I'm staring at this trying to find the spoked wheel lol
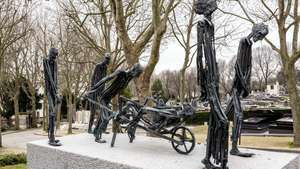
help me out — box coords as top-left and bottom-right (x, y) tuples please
(171, 126), (195, 155)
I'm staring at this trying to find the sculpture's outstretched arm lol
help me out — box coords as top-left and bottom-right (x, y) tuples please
(86, 70), (121, 95)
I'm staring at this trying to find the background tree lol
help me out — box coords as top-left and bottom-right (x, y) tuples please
(252, 46), (280, 91)
(57, 16), (95, 134)
(151, 79), (166, 101)
(169, 0), (196, 103)
(110, 0), (179, 101)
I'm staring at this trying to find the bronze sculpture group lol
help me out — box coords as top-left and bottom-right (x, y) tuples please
(42, 0), (269, 168)
(195, 0), (268, 168)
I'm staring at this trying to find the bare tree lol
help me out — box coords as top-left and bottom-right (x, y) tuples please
(159, 70), (180, 100)
(185, 68), (199, 100)
(252, 46), (280, 91)
(58, 0), (125, 72)
(220, 0), (300, 146)
(0, 0), (32, 143)
(168, 0), (196, 103)
(57, 16), (95, 134)
(110, 0), (179, 101)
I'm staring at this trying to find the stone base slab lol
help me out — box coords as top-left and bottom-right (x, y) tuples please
(27, 133), (299, 169)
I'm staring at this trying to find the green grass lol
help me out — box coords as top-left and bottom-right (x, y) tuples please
(288, 141), (295, 148)
(0, 164), (26, 169)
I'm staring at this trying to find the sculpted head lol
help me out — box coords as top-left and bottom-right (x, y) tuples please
(48, 48), (58, 60)
(251, 23), (269, 42)
(103, 53), (111, 64)
(194, 0), (217, 16)
(128, 63), (143, 78)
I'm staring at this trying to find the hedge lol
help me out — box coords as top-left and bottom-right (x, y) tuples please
(0, 153), (26, 167)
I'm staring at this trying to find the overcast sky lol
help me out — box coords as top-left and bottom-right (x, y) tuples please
(39, 0), (297, 74)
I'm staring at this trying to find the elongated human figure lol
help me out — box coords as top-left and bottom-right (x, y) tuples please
(225, 23), (268, 157)
(88, 54), (111, 133)
(43, 48), (62, 146)
(194, 1), (229, 168)
(85, 64), (143, 143)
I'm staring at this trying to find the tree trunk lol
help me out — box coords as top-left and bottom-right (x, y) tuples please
(31, 97), (37, 128)
(0, 60), (2, 147)
(29, 86), (37, 128)
(179, 68), (186, 103)
(179, 49), (190, 103)
(14, 94), (20, 130)
(285, 63), (300, 146)
(56, 103), (61, 130)
(67, 95), (73, 134)
(43, 95), (48, 132)
(0, 115), (2, 147)
(112, 96), (121, 133)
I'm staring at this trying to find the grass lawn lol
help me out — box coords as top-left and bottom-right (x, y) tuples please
(0, 164), (26, 169)
(192, 125), (300, 151)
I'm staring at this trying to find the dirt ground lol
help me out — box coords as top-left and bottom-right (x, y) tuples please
(192, 125), (300, 152)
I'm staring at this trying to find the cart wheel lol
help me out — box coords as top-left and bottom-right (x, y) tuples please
(171, 126), (195, 155)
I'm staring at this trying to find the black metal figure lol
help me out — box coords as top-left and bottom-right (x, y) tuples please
(225, 23), (268, 157)
(88, 53), (111, 134)
(43, 48), (62, 146)
(85, 63), (143, 143)
(195, 0), (229, 168)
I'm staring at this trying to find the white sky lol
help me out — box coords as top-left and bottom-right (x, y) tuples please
(38, 0), (297, 74)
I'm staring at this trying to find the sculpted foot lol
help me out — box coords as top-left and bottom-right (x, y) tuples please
(230, 148), (254, 157)
(202, 158), (220, 169)
(49, 140), (62, 146)
(95, 138), (107, 143)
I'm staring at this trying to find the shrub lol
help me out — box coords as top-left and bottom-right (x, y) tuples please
(0, 153), (26, 166)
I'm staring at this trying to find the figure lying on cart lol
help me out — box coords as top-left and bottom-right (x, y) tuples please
(113, 96), (196, 154)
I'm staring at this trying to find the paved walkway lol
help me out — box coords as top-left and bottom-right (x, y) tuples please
(2, 129), (48, 151)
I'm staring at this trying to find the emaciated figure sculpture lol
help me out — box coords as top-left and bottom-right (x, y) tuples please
(88, 53), (111, 133)
(86, 63), (143, 143)
(43, 48), (62, 146)
(225, 23), (268, 157)
(195, 0), (229, 168)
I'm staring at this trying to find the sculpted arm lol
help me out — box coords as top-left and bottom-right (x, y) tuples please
(86, 70), (121, 95)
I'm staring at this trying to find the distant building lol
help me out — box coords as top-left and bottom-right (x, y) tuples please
(266, 81), (280, 95)
(265, 81), (286, 96)
(74, 110), (90, 124)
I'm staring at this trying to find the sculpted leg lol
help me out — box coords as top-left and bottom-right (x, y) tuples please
(88, 102), (96, 134)
(230, 90), (254, 157)
(47, 95), (61, 146)
(94, 100), (111, 143)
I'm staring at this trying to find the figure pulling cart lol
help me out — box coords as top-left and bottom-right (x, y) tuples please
(85, 60), (196, 154)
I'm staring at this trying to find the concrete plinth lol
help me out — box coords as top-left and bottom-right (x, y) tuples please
(27, 133), (299, 169)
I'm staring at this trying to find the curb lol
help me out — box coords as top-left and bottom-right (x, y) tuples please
(240, 146), (300, 153)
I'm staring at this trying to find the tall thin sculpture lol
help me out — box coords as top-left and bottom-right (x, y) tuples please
(86, 63), (143, 143)
(225, 23), (268, 157)
(194, 1), (229, 168)
(43, 48), (62, 146)
(88, 53), (111, 133)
